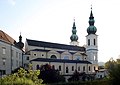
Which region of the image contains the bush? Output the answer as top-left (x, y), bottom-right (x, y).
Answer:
top-left (48, 80), bottom-right (110, 85)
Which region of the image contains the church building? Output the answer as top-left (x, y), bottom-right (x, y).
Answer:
top-left (24, 8), bottom-right (98, 77)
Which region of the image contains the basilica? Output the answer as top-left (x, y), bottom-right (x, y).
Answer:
top-left (23, 8), bottom-right (98, 78)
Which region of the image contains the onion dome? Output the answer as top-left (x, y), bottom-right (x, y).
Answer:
top-left (87, 7), bottom-right (97, 35)
top-left (15, 34), bottom-right (24, 50)
top-left (70, 19), bottom-right (78, 41)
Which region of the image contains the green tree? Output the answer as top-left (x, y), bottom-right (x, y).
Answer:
top-left (105, 58), bottom-right (116, 70)
top-left (38, 64), bottom-right (65, 84)
top-left (105, 58), bottom-right (120, 85)
top-left (0, 66), bottom-right (43, 85)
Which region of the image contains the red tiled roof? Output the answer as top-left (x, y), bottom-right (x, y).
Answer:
top-left (0, 30), bottom-right (15, 44)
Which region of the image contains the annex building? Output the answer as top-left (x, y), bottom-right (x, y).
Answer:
top-left (0, 30), bottom-right (24, 76)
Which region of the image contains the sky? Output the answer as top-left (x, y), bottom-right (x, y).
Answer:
top-left (0, 0), bottom-right (120, 62)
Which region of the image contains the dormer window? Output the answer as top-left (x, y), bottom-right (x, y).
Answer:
top-left (51, 55), bottom-right (57, 59)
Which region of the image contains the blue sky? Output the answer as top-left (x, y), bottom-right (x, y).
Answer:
top-left (0, 0), bottom-right (120, 62)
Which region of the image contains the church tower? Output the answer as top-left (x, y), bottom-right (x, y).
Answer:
top-left (15, 33), bottom-right (24, 50)
top-left (70, 19), bottom-right (79, 46)
top-left (86, 7), bottom-right (98, 72)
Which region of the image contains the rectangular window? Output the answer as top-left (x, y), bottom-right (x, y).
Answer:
top-left (2, 58), bottom-right (6, 65)
top-left (16, 52), bottom-right (18, 58)
top-left (19, 61), bottom-right (22, 66)
top-left (2, 47), bottom-right (6, 54)
top-left (1, 70), bottom-right (6, 75)
top-left (16, 60), bottom-right (18, 67)
top-left (19, 53), bottom-right (21, 60)
top-left (11, 50), bottom-right (14, 57)
top-left (26, 56), bottom-right (29, 60)
top-left (12, 59), bottom-right (14, 67)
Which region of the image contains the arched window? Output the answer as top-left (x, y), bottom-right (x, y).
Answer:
top-left (72, 66), bottom-right (74, 71)
top-left (52, 65), bottom-right (55, 69)
top-left (59, 65), bottom-right (61, 71)
top-left (78, 66), bottom-right (80, 71)
top-left (88, 39), bottom-right (90, 46)
top-left (83, 66), bottom-right (85, 71)
top-left (94, 55), bottom-right (96, 61)
top-left (36, 65), bottom-right (39, 70)
top-left (66, 66), bottom-right (69, 73)
top-left (51, 55), bottom-right (57, 59)
top-left (94, 66), bottom-right (96, 71)
top-left (89, 66), bottom-right (91, 71)
top-left (94, 39), bottom-right (96, 45)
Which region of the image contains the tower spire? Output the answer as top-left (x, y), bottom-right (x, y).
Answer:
top-left (70, 18), bottom-right (78, 41)
top-left (19, 32), bottom-right (22, 42)
top-left (70, 18), bottom-right (79, 46)
top-left (87, 6), bottom-right (97, 35)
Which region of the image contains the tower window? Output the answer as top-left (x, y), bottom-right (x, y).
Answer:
top-left (89, 66), bottom-right (91, 71)
top-left (94, 39), bottom-right (96, 45)
top-left (88, 39), bottom-right (90, 46)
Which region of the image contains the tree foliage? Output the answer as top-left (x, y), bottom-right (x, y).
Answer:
top-left (0, 65), bottom-right (43, 85)
top-left (105, 58), bottom-right (120, 85)
top-left (38, 64), bottom-right (65, 84)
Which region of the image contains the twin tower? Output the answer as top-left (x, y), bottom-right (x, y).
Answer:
top-left (70, 8), bottom-right (98, 69)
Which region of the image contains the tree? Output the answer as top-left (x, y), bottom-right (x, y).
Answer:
top-left (105, 57), bottom-right (116, 70)
top-left (38, 64), bottom-right (65, 84)
top-left (68, 70), bottom-right (80, 81)
top-left (105, 58), bottom-right (120, 85)
top-left (0, 65), bottom-right (43, 85)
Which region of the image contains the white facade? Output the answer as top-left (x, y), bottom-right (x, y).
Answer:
top-left (0, 40), bottom-right (23, 76)
top-left (86, 34), bottom-right (98, 72)
top-left (23, 39), bottom-right (93, 76)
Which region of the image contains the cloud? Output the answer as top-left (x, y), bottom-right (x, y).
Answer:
top-left (8, 0), bottom-right (16, 6)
